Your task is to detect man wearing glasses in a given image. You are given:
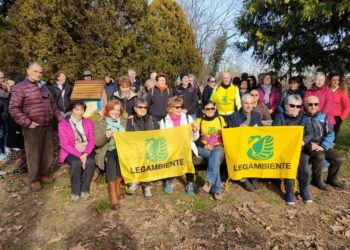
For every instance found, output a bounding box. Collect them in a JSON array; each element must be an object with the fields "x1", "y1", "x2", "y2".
[
  {"x1": 9, "y1": 62, "x2": 63, "y2": 191},
  {"x1": 303, "y1": 96, "x2": 345, "y2": 191}
]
